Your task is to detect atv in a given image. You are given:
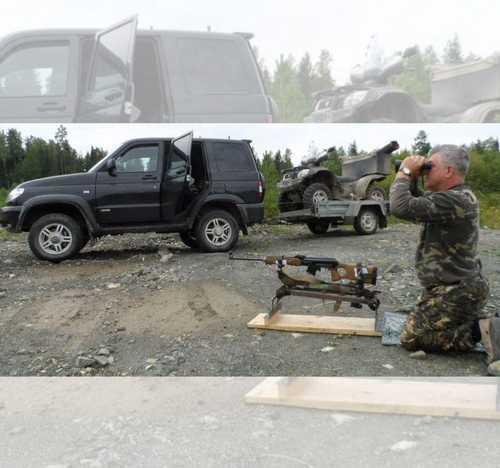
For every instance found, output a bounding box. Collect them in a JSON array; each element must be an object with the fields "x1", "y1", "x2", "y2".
[{"x1": 277, "y1": 141, "x2": 399, "y2": 213}]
